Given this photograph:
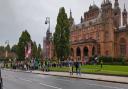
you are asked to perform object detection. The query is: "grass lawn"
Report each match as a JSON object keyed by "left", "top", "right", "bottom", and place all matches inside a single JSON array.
[{"left": 49, "top": 65, "right": 128, "bottom": 76}]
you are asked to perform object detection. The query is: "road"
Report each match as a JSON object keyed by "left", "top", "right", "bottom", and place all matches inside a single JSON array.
[{"left": 1, "top": 70, "right": 128, "bottom": 89}]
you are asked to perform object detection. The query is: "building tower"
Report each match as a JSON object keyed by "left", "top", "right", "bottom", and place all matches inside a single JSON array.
[
  {"left": 80, "top": 16, "right": 84, "bottom": 23},
  {"left": 113, "top": 0, "right": 121, "bottom": 28},
  {"left": 122, "top": 4, "right": 127, "bottom": 26},
  {"left": 101, "top": 0, "right": 112, "bottom": 18},
  {"left": 101, "top": 0, "right": 115, "bottom": 57},
  {"left": 69, "top": 9, "right": 74, "bottom": 26}
]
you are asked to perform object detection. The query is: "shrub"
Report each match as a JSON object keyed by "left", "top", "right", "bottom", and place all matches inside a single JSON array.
[
  {"left": 98, "top": 56, "right": 128, "bottom": 65},
  {"left": 99, "top": 56, "right": 113, "bottom": 63},
  {"left": 120, "top": 56, "right": 127, "bottom": 65}
]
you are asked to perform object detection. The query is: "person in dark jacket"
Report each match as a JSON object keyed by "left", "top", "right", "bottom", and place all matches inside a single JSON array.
[{"left": 75, "top": 59, "right": 79, "bottom": 75}]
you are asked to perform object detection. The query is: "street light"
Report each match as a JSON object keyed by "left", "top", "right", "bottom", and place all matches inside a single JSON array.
[
  {"left": 45, "top": 17, "right": 50, "bottom": 31},
  {"left": 5, "top": 40, "right": 9, "bottom": 58}
]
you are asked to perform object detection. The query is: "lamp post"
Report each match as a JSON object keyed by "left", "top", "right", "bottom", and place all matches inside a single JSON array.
[
  {"left": 5, "top": 40, "right": 9, "bottom": 68},
  {"left": 45, "top": 17, "right": 50, "bottom": 31},
  {"left": 49, "top": 36, "right": 53, "bottom": 59},
  {"left": 5, "top": 40, "right": 9, "bottom": 58},
  {"left": 45, "top": 17, "right": 50, "bottom": 59}
]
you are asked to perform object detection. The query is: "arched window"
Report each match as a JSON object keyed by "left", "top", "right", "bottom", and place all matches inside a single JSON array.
[
  {"left": 83, "top": 47, "right": 88, "bottom": 56},
  {"left": 119, "top": 38, "right": 126, "bottom": 56},
  {"left": 92, "top": 46, "right": 95, "bottom": 56},
  {"left": 76, "top": 47, "right": 81, "bottom": 57}
]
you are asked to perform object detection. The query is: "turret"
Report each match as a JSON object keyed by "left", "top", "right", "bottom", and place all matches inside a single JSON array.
[
  {"left": 69, "top": 9, "right": 74, "bottom": 26},
  {"left": 80, "top": 16, "right": 84, "bottom": 23},
  {"left": 114, "top": 0, "right": 119, "bottom": 7},
  {"left": 101, "top": 0, "right": 112, "bottom": 20},
  {"left": 113, "top": 0, "right": 121, "bottom": 28},
  {"left": 122, "top": 4, "right": 127, "bottom": 26}
]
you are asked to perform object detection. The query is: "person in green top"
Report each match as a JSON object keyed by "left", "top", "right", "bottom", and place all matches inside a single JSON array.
[{"left": 100, "top": 60, "right": 103, "bottom": 69}]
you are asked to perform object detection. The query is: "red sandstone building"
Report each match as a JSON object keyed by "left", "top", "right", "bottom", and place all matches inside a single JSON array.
[
  {"left": 69, "top": 0, "right": 128, "bottom": 60},
  {"left": 44, "top": 0, "right": 128, "bottom": 61},
  {"left": 43, "top": 29, "right": 53, "bottom": 59}
]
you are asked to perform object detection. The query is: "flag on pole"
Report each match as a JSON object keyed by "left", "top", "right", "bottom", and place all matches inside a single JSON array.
[{"left": 25, "top": 42, "right": 32, "bottom": 59}]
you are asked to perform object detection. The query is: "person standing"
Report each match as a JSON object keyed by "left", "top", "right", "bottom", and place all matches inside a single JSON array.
[
  {"left": 71, "top": 59, "right": 74, "bottom": 75},
  {"left": 100, "top": 60, "right": 103, "bottom": 69},
  {"left": 68, "top": 58, "right": 72, "bottom": 75},
  {"left": 75, "top": 59, "right": 79, "bottom": 75},
  {"left": 78, "top": 58, "right": 81, "bottom": 75},
  {"left": 68, "top": 58, "right": 74, "bottom": 75}
]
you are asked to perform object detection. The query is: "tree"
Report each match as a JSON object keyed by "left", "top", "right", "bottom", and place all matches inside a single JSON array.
[
  {"left": 17, "top": 30, "right": 31, "bottom": 61},
  {"left": 0, "top": 46, "right": 5, "bottom": 52},
  {"left": 31, "top": 41, "right": 37, "bottom": 58},
  {"left": 37, "top": 44, "right": 42, "bottom": 58},
  {"left": 11, "top": 45, "right": 18, "bottom": 53},
  {"left": 53, "top": 7, "right": 70, "bottom": 60}
]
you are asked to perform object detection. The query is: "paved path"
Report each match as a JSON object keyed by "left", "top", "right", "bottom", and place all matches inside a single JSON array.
[{"left": 32, "top": 70, "right": 128, "bottom": 84}]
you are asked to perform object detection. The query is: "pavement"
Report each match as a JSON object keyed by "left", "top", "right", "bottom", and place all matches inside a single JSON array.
[
  {"left": 2, "top": 69, "right": 128, "bottom": 89},
  {"left": 4, "top": 68, "right": 128, "bottom": 84},
  {"left": 32, "top": 71, "right": 128, "bottom": 84}
]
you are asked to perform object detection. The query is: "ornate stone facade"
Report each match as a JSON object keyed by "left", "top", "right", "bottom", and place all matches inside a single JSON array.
[{"left": 69, "top": 0, "right": 128, "bottom": 61}]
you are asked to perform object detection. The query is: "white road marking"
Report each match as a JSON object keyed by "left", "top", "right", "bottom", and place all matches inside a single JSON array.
[
  {"left": 18, "top": 78, "right": 32, "bottom": 83},
  {"left": 88, "top": 83, "right": 125, "bottom": 89},
  {"left": 18, "top": 77, "right": 62, "bottom": 89},
  {"left": 55, "top": 78, "right": 72, "bottom": 82},
  {"left": 39, "top": 83, "right": 62, "bottom": 89}
]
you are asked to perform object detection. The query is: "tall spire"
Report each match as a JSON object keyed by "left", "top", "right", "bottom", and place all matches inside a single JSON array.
[
  {"left": 101, "top": 0, "right": 105, "bottom": 5},
  {"left": 124, "top": 4, "right": 126, "bottom": 11},
  {"left": 70, "top": 9, "right": 72, "bottom": 18},
  {"left": 122, "top": 4, "right": 127, "bottom": 15},
  {"left": 114, "top": 0, "right": 119, "bottom": 7},
  {"left": 81, "top": 16, "right": 84, "bottom": 23},
  {"left": 122, "top": 4, "right": 127, "bottom": 26},
  {"left": 93, "top": 0, "right": 95, "bottom": 5},
  {"left": 69, "top": 9, "right": 74, "bottom": 26},
  {"left": 101, "top": 0, "right": 105, "bottom": 7},
  {"left": 106, "top": 0, "right": 109, "bottom": 3},
  {"left": 103, "top": 0, "right": 105, "bottom": 4}
]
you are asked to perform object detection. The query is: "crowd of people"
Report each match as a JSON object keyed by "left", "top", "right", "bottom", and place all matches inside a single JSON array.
[{"left": 3, "top": 55, "right": 103, "bottom": 75}]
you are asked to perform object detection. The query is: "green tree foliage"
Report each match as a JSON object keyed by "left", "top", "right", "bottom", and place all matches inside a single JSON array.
[
  {"left": 0, "top": 46, "right": 5, "bottom": 52},
  {"left": 31, "top": 41, "right": 37, "bottom": 58},
  {"left": 11, "top": 45, "right": 17, "bottom": 53},
  {"left": 17, "top": 30, "right": 31, "bottom": 61},
  {"left": 53, "top": 7, "right": 70, "bottom": 60}
]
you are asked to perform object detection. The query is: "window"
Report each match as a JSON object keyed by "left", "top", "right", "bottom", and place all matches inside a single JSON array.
[
  {"left": 120, "top": 44, "right": 126, "bottom": 56},
  {"left": 119, "top": 38, "right": 126, "bottom": 56}
]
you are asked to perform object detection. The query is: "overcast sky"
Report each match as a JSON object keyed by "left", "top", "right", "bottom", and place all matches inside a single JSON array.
[{"left": 0, "top": 0, "right": 127, "bottom": 47}]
